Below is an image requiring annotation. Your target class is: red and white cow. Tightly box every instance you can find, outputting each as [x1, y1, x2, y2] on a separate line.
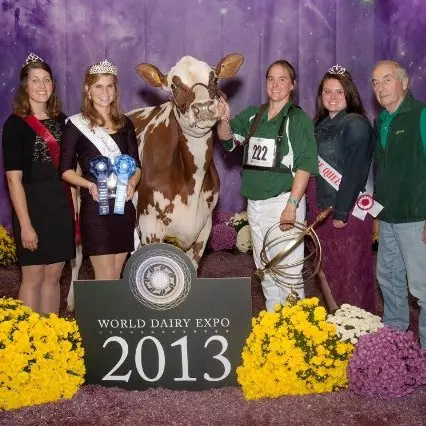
[67, 53, 243, 311]
[128, 53, 244, 267]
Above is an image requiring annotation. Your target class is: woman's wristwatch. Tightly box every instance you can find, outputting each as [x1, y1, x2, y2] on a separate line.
[287, 197, 299, 207]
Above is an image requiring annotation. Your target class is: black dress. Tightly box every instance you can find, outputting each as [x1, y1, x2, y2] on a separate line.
[59, 117, 141, 257]
[2, 114, 75, 266]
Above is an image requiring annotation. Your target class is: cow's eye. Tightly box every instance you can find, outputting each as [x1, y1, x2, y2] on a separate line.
[170, 83, 176, 91]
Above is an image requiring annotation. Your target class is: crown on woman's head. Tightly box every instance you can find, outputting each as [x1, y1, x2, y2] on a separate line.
[328, 64, 346, 75]
[88, 59, 118, 76]
[23, 52, 44, 68]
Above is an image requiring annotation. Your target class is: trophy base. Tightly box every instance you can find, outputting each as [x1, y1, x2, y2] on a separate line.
[285, 289, 300, 306]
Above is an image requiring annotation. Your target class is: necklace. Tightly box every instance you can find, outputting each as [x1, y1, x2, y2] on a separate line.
[35, 112, 49, 120]
[103, 121, 114, 131]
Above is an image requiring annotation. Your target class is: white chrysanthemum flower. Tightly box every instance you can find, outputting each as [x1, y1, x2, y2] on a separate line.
[228, 211, 249, 227]
[236, 224, 252, 253]
[327, 304, 384, 344]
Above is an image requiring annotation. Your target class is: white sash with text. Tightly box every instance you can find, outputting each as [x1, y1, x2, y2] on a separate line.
[68, 113, 121, 193]
[318, 155, 383, 220]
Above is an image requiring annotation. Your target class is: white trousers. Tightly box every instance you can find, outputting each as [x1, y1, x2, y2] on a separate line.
[248, 193, 306, 311]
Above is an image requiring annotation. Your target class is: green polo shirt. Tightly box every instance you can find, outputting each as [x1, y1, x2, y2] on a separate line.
[223, 102, 318, 200]
[380, 102, 426, 154]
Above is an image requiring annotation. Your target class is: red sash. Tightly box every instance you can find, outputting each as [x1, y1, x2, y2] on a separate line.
[25, 115, 61, 167]
[23, 115, 81, 244]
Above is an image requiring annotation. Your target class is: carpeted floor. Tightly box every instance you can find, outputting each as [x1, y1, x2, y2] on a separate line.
[1, 384, 426, 426]
[0, 250, 425, 425]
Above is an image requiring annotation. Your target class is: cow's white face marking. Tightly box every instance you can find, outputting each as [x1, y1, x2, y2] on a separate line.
[168, 56, 221, 135]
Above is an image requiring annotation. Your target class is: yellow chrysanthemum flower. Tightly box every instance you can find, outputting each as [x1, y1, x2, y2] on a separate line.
[0, 225, 17, 266]
[0, 297, 85, 410]
[237, 297, 354, 400]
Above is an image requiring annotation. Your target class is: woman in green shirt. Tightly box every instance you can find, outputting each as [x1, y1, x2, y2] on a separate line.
[217, 59, 318, 311]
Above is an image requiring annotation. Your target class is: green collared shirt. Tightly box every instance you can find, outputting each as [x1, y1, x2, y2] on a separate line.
[379, 99, 426, 155]
[222, 102, 318, 200]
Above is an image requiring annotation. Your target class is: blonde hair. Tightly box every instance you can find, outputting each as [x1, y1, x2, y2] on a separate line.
[81, 71, 125, 129]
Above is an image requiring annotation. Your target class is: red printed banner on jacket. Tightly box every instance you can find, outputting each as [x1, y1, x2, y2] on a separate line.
[318, 155, 383, 220]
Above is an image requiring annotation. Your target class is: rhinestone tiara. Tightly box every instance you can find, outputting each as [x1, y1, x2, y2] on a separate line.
[23, 52, 44, 68]
[88, 59, 118, 76]
[328, 64, 346, 75]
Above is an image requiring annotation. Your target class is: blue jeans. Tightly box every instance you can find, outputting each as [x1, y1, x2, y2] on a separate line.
[376, 220, 426, 349]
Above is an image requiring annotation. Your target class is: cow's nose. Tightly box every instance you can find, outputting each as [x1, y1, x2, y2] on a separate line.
[192, 100, 214, 116]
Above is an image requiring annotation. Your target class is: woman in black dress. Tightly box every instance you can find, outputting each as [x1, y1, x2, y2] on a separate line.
[59, 59, 141, 280]
[2, 53, 75, 314]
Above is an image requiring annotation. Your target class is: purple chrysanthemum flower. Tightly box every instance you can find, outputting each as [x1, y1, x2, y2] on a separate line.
[212, 210, 233, 226]
[208, 223, 237, 251]
[347, 326, 426, 398]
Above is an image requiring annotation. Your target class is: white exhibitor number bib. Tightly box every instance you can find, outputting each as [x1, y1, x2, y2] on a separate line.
[246, 137, 277, 168]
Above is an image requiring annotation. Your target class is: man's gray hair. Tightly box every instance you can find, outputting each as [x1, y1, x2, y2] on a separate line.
[374, 60, 409, 82]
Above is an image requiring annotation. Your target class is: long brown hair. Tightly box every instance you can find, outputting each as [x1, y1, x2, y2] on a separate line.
[13, 61, 61, 117]
[265, 59, 297, 103]
[314, 70, 366, 124]
[81, 71, 125, 129]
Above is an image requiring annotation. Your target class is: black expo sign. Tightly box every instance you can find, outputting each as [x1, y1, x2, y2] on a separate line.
[74, 243, 252, 390]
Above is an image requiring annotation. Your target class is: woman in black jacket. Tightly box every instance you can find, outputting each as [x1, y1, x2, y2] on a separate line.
[307, 65, 376, 313]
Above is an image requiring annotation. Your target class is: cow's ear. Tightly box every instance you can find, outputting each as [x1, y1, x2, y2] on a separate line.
[216, 53, 244, 79]
[135, 63, 167, 88]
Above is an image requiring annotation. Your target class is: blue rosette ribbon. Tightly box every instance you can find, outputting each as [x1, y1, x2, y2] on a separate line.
[90, 155, 113, 215]
[113, 154, 136, 214]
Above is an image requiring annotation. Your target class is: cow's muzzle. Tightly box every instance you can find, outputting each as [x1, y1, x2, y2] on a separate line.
[191, 100, 215, 118]
[173, 81, 220, 113]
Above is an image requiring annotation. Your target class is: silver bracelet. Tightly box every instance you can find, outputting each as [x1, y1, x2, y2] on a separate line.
[287, 197, 299, 207]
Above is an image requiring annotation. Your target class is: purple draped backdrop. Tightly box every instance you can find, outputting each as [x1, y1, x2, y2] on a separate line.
[0, 0, 425, 230]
